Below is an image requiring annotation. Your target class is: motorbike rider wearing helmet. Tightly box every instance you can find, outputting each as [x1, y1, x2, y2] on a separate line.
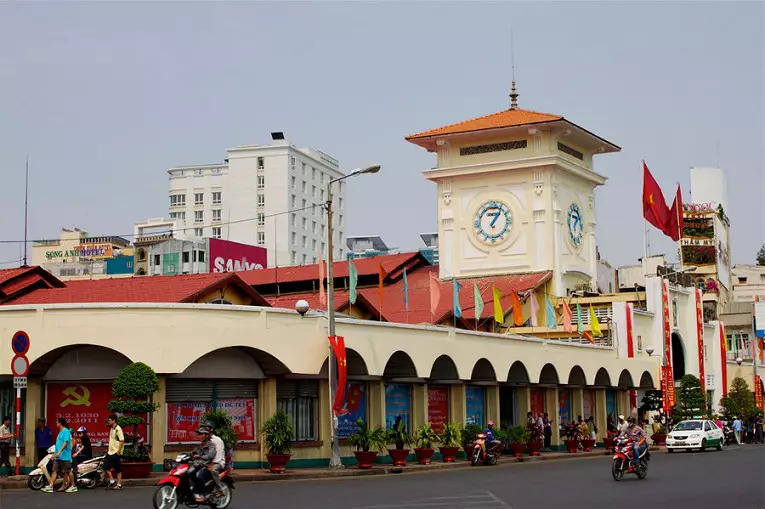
[483, 421, 502, 454]
[72, 427, 92, 472]
[622, 416, 648, 471]
[190, 425, 216, 503]
[207, 426, 226, 492]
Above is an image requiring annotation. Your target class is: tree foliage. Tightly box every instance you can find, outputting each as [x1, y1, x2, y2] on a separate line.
[109, 362, 160, 462]
[640, 390, 663, 413]
[719, 377, 757, 421]
[672, 375, 707, 422]
[757, 244, 765, 266]
[261, 411, 294, 455]
[202, 409, 239, 453]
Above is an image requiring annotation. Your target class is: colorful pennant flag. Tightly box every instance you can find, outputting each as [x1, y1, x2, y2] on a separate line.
[492, 285, 504, 324]
[403, 268, 409, 312]
[511, 291, 523, 326]
[562, 300, 573, 333]
[348, 258, 358, 305]
[545, 297, 557, 330]
[589, 305, 602, 336]
[429, 272, 441, 321]
[529, 291, 539, 327]
[452, 278, 463, 318]
[318, 252, 326, 307]
[474, 283, 484, 322]
[582, 331, 596, 345]
[576, 303, 584, 335]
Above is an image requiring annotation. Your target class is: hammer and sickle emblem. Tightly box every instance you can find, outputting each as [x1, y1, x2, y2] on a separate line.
[60, 385, 92, 407]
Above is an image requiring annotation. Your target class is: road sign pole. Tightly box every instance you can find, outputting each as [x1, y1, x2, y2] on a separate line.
[15, 386, 20, 476]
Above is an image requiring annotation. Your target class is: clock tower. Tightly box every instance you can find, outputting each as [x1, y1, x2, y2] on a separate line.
[406, 89, 620, 296]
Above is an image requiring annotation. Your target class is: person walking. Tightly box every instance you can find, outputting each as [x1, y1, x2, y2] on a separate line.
[0, 416, 14, 476]
[543, 413, 552, 452]
[588, 416, 598, 447]
[105, 414, 125, 490]
[41, 418, 76, 493]
[754, 414, 764, 444]
[35, 418, 53, 464]
[732, 416, 744, 445]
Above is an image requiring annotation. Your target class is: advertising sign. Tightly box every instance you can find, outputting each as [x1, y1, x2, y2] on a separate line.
[465, 386, 485, 426]
[695, 289, 706, 391]
[163, 252, 179, 275]
[427, 386, 449, 432]
[46, 382, 146, 444]
[167, 399, 255, 443]
[530, 388, 545, 417]
[209, 239, 267, 273]
[583, 390, 595, 420]
[755, 302, 765, 338]
[756, 376, 763, 410]
[662, 280, 676, 409]
[558, 389, 572, 425]
[45, 244, 113, 261]
[385, 384, 410, 431]
[337, 383, 367, 438]
[606, 390, 617, 429]
[218, 399, 255, 441]
[714, 216, 730, 290]
[719, 322, 728, 396]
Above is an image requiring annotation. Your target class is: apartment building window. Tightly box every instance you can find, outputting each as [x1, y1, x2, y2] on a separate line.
[212, 209, 222, 223]
[320, 189, 325, 201]
[321, 242, 325, 254]
[291, 195, 296, 208]
[312, 168, 317, 180]
[291, 251, 297, 265]
[194, 210, 203, 223]
[291, 157, 296, 170]
[194, 228, 204, 237]
[194, 193, 204, 205]
[312, 221, 317, 234]
[257, 194, 265, 207]
[291, 213, 296, 227]
[291, 232, 297, 245]
[302, 218, 307, 231]
[182, 252, 190, 263]
[212, 191, 222, 204]
[257, 232, 265, 245]
[169, 212, 186, 221]
[301, 182, 307, 194]
[302, 199, 307, 209]
[312, 239, 317, 251]
[339, 197, 343, 209]
[291, 176, 296, 189]
[302, 254, 307, 264]
[257, 175, 265, 189]
[302, 235, 307, 248]
[257, 213, 265, 227]
[338, 181, 344, 193]
[321, 225, 326, 236]
[212, 227, 222, 239]
[313, 256, 317, 264]
[170, 194, 186, 207]
[153, 254, 160, 266]
[339, 214, 344, 227]
[300, 161, 305, 174]
[311, 185, 316, 198]
[258, 157, 265, 169]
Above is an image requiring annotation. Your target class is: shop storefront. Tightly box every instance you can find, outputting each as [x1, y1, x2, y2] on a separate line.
[583, 390, 596, 420]
[384, 383, 411, 430]
[427, 386, 449, 431]
[558, 389, 572, 426]
[465, 386, 485, 427]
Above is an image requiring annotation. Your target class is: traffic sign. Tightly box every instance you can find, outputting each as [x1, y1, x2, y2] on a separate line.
[11, 331, 30, 355]
[13, 377, 26, 389]
[11, 355, 29, 377]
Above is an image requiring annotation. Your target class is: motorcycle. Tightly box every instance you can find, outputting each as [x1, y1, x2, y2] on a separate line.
[471, 433, 501, 466]
[724, 426, 736, 445]
[27, 445, 105, 490]
[153, 452, 234, 509]
[611, 436, 650, 481]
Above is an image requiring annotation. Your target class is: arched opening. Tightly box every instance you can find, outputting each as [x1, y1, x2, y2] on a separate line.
[470, 358, 496, 382]
[538, 363, 559, 386]
[639, 371, 655, 389]
[506, 361, 530, 386]
[430, 355, 460, 381]
[567, 366, 587, 386]
[671, 332, 686, 380]
[31, 345, 132, 379]
[136, 267, 146, 275]
[501, 361, 531, 428]
[594, 368, 612, 387]
[383, 351, 418, 379]
[618, 369, 635, 388]
[319, 349, 369, 378]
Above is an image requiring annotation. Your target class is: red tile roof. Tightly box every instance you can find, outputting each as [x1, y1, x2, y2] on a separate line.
[0, 266, 64, 302]
[3, 272, 269, 306]
[406, 108, 563, 140]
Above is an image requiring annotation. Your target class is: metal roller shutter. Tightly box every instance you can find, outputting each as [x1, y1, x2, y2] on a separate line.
[166, 379, 214, 402]
[276, 380, 319, 399]
[215, 380, 259, 399]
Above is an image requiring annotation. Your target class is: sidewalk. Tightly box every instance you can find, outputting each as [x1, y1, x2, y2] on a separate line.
[0, 447, 654, 491]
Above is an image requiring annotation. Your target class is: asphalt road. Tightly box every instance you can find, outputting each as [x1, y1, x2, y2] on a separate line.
[2, 445, 763, 509]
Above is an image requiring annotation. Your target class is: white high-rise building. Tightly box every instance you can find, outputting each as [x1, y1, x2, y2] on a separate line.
[167, 134, 346, 267]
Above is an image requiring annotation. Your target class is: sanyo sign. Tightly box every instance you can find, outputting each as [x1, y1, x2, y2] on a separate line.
[208, 238, 267, 273]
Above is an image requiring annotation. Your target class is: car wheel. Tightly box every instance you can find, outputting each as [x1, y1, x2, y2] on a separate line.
[700, 439, 706, 452]
[716, 439, 723, 451]
[667, 448, 674, 454]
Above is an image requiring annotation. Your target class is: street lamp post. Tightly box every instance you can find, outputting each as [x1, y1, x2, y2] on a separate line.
[325, 164, 381, 469]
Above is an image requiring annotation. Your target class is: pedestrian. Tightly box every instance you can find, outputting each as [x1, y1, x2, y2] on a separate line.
[104, 414, 125, 490]
[35, 418, 53, 464]
[41, 417, 76, 493]
[588, 416, 598, 445]
[732, 416, 744, 445]
[754, 414, 764, 444]
[0, 416, 14, 476]
[617, 414, 629, 435]
[526, 411, 535, 431]
[714, 416, 724, 432]
[543, 413, 552, 452]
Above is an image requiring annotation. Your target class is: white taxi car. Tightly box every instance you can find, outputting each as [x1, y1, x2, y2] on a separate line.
[666, 419, 724, 452]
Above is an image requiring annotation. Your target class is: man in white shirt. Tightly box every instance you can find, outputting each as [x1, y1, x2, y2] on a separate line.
[208, 429, 226, 491]
[0, 416, 14, 476]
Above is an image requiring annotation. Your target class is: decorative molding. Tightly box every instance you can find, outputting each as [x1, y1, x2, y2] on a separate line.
[442, 218, 454, 229]
[442, 181, 452, 205]
[533, 171, 544, 196]
[533, 209, 546, 221]
[460, 140, 527, 156]
[558, 142, 584, 161]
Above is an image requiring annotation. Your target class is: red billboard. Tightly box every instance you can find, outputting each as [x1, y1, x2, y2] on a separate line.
[427, 386, 449, 432]
[209, 239, 267, 273]
[167, 399, 256, 443]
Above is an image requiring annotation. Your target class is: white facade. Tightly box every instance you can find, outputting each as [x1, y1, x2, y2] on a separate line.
[731, 264, 765, 302]
[167, 138, 346, 267]
[617, 255, 667, 291]
[690, 166, 728, 213]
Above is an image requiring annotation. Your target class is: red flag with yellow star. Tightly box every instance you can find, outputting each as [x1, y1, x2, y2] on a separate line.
[642, 162, 672, 237]
[345, 383, 363, 414]
[328, 336, 347, 416]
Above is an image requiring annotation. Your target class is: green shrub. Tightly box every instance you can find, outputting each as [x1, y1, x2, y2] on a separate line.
[108, 362, 160, 463]
[414, 423, 438, 449]
[201, 409, 239, 453]
[261, 411, 294, 455]
[439, 423, 461, 447]
[461, 423, 483, 448]
[347, 418, 387, 453]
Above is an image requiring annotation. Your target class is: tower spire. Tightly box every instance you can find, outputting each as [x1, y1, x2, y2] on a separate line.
[509, 30, 519, 110]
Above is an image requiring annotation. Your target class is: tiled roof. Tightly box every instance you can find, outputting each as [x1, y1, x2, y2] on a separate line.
[3, 272, 269, 306]
[0, 266, 64, 302]
[406, 108, 563, 140]
[0, 267, 34, 285]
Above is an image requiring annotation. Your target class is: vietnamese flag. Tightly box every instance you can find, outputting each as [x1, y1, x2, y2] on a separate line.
[345, 384, 363, 414]
[667, 184, 684, 242]
[642, 162, 672, 238]
[328, 336, 347, 416]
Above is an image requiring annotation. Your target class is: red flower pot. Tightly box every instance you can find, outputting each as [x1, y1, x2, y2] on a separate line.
[354, 451, 378, 469]
[266, 453, 291, 473]
[439, 446, 460, 463]
[119, 461, 154, 479]
[651, 433, 667, 446]
[603, 437, 615, 454]
[388, 449, 410, 466]
[580, 439, 596, 452]
[526, 441, 543, 456]
[510, 443, 526, 458]
[564, 439, 580, 453]
[414, 448, 435, 465]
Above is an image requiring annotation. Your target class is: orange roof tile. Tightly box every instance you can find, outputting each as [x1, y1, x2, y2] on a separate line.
[406, 108, 563, 140]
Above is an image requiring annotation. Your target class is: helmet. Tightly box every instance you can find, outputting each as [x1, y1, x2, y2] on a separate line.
[197, 425, 212, 435]
[618, 414, 625, 421]
[487, 421, 495, 427]
[77, 426, 87, 433]
[627, 416, 636, 425]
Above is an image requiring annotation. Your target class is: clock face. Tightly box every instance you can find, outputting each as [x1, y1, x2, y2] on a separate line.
[474, 200, 513, 244]
[567, 203, 584, 247]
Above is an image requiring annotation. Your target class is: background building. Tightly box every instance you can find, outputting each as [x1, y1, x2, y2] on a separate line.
[731, 264, 765, 302]
[167, 133, 346, 268]
[31, 228, 133, 280]
[419, 233, 439, 265]
[346, 236, 397, 260]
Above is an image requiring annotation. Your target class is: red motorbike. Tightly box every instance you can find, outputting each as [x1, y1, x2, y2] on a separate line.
[152, 452, 234, 509]
[611, 436, 650, 481]
[471, 433, 501, 466]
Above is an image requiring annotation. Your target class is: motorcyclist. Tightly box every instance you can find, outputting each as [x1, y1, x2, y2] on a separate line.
[622, 416, 648, 471]
[72, 426, 92, 472]
[190, 425, 216, 503]
[483, 421, 502, 454]
[207, 426, 226, 492]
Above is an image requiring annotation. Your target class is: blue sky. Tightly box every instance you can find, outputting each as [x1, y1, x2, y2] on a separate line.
[1, 1, 762, 268]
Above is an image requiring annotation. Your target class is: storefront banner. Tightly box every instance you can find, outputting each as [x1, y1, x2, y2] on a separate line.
[662, 280, 676, 408]
[427, 386, 449, 432]
[606, 390, 617, 429]
[46, 381, 146, 444]
[626, 303, 635, 358]
[558, 389, 571, 425]
[167, 402, 210, 443]
[755, 375, 763, 410]
[217, 399, 255, 442]
[530, 388, 545, 417]
[695, 289, 706, 391]
[338, 383, 367, 438]
[465, 386, 485, 426]
[385, 384, 410, 431]
[583, 390, 595, 421]
[629, 390, 638, 415]
[719, 321, 728, 397]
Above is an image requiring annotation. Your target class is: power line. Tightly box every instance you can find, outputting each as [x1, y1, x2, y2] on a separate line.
[0, 203, 326, 245]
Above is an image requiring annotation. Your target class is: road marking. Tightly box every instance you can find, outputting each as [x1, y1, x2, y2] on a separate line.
[351, 491, 512, 509]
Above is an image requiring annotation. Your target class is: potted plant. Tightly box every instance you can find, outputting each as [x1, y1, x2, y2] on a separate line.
[579, 422, 595, 451]
[347, 418, 386, 469]
[507, 426, 530, 458]
[651, 423, 667, 446]
[562, 422, 580, 454]
[461, 423, 483, 459]
[526, 422, 543, 456]
[201, 409, 239, 468]
[438, 423, 461, 463]
[261, 410, 294, 473]
[108, 362, 160, 478]
[386, 417, 413, 466]
[604, 430, 617, 453]
[414, 423, 438, 464]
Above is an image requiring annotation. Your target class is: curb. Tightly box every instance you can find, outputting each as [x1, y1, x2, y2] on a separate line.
[0, 448, 662, 491]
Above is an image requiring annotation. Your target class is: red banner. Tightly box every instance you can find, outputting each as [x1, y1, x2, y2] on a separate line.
[167, 399, 256, 443]
[626, 303, 635, 358]
[696, 289, 706, 392]
[46, 381, 146, 444]
[427, 386, 449, 432]
[328, 336, 347, 416]
[530, 388, 545, 417]
[755, 375, 763, 410]
[719, 322, 728, 397]
[662, 280, 676, 409]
